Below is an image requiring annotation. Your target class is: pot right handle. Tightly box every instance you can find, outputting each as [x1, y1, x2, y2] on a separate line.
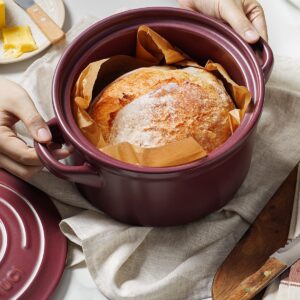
[252, 38, 274, 82]
[34, 118, 103, 188]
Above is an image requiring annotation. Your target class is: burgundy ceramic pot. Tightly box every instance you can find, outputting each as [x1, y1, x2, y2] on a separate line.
[35, 7, 273, 226]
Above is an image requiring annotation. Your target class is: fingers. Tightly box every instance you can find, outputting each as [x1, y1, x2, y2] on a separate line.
[11, 100, 52, 144]
[52, 148, 71, 160]
[0, 78, 71, 180]
[178, 0, 196, 10]
[0, 124, 70, 164]
[1, 78, 52, 144]
[0, 147, 71, 179]
[0, 152, 43, 180]
[219, 0, 260, 43]
[0, 141, 70, 180]
[0, 126, 42, 166]
[248, 3, 268, 41]
[180, 0, 268, 44]
[0, 148, 70, 180]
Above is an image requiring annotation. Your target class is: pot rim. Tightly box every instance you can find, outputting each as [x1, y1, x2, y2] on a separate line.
[53, 7, 266, 174]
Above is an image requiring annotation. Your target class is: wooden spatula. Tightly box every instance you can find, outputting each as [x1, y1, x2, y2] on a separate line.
[212, 164, 299, 300]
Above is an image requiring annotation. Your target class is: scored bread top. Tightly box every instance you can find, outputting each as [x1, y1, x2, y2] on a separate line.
[91, 66, 235, 152]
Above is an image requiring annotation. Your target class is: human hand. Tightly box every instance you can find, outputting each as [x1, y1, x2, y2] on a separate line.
[0, 77, 69, 179]
[178, 0, 268, 44]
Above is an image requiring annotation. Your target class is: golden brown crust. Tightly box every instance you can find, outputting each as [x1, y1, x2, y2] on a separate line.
[91, 67, 235, 152]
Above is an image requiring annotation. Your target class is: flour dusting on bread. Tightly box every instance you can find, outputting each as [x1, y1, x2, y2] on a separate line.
[92, 67, 235, 152]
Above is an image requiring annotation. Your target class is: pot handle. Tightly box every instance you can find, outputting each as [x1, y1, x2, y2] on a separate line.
[34, 118, 103, 188]
[252, 38, 274, 82]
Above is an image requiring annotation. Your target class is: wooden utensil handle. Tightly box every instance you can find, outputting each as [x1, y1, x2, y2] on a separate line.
[27, 4, 65, 44]
[219, 258, 286, 300]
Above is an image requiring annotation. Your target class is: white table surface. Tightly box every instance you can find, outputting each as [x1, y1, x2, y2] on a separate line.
[1, 0, 300, 299]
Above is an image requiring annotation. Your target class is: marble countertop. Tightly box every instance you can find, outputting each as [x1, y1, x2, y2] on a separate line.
[1, 0, 300, 299]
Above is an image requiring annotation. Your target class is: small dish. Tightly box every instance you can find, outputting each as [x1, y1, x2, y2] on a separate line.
[0, 0, 65, 64]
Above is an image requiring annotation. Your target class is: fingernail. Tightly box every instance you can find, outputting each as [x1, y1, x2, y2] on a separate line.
[37, 128, 51, 142]
[244, 30, 259, 42]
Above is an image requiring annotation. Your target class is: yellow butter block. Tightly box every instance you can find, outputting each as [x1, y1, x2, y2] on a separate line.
[0, 0, 5, 29]
[2, 26, 37, 58]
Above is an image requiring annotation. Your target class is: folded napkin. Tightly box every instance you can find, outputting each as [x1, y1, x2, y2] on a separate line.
[16, 17, 300, 300]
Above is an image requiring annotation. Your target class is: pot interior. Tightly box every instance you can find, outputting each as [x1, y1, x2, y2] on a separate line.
[85, 25, 251, 100]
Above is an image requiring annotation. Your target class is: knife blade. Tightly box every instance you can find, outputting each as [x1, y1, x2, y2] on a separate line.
[14, 0, 65, 44]
[271, 234, 300, 267]
[212, 163, 299, 300]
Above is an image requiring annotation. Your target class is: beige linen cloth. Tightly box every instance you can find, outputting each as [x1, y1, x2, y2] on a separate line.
[15, 18, 300, 300]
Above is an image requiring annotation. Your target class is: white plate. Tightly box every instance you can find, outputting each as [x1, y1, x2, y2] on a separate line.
[0, 0, 65, 64]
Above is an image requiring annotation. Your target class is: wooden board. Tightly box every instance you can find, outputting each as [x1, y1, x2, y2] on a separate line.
[212, 164, 299, 300]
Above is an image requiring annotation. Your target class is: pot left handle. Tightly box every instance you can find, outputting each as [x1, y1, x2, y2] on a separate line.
[34, 118, 103, 188]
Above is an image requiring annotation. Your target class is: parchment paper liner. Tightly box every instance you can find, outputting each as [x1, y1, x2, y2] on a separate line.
[73, 25, 251, 167]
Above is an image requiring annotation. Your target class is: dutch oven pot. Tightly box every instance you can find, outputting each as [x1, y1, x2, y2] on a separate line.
[35, 7, 273, 226]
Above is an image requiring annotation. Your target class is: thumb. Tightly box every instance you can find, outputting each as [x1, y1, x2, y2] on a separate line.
[0, 78, 52, 143]
[23, 113, 52, 144]
[219, 0, 260, 44]
[10, 93, 52, 144]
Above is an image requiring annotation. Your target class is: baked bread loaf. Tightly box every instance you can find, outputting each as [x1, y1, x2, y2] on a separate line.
[91, 66, 235, 152]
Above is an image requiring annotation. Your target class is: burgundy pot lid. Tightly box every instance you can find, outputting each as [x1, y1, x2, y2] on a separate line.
[0, 170, 67, 299]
